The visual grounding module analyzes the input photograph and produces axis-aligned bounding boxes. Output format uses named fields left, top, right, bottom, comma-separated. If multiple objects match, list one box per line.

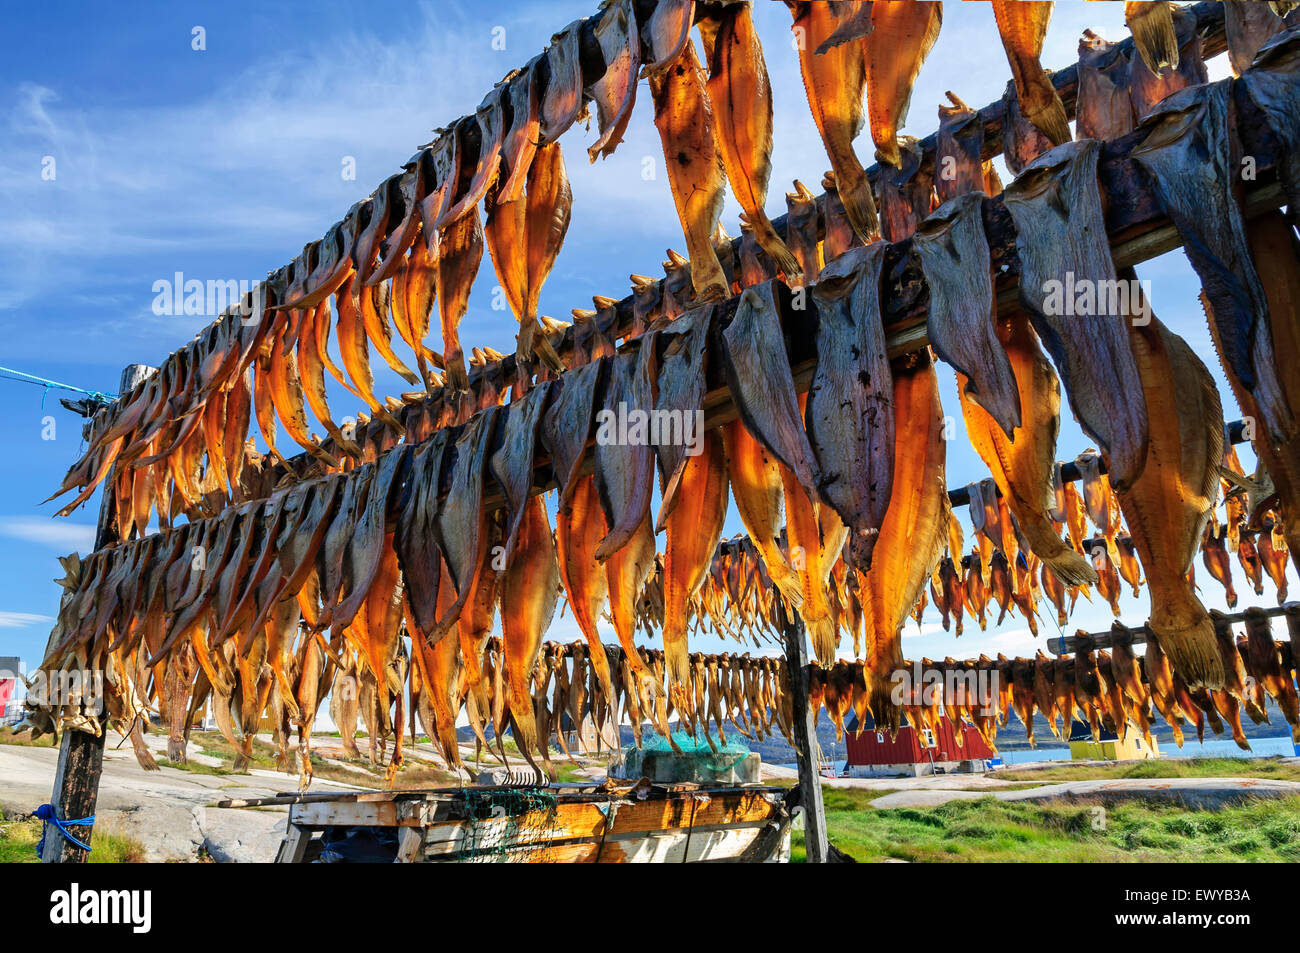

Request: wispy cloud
left=0, top=517, right=95, bottom=552
left=0, top=611, right=53, bottom=628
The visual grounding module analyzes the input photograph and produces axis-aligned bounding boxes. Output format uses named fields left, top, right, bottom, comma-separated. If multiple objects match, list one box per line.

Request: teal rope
left=0, top=366, right=118, bottom=405
left=33, top=803, right=94, bottom=856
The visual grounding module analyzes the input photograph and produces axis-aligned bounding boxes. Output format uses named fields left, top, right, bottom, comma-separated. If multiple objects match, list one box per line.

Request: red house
left=842, top=712, right=997, bottom=778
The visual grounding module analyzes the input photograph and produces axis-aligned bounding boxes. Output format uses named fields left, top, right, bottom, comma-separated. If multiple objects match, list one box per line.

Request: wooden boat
left=220, top=780, right=792, bottom=863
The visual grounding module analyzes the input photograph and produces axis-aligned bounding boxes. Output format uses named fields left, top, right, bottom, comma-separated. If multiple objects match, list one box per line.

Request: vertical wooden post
left=42, top=364, right=153, bottom=863
left=782, top=612, right=828, bottom=864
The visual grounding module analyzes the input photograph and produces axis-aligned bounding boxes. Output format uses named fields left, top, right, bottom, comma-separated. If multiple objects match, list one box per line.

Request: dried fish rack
left=217, top=783, right=791, bottom=864
left=39, top=0, right=1292, bottom=868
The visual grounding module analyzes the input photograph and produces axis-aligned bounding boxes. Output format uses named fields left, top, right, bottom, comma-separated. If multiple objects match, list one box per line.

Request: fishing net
left=454, top=788, right=559, bottom=863
left=642, top=731, right=751, bottom=772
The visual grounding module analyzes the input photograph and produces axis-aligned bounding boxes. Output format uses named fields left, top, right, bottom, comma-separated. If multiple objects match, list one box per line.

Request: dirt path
left=0, top=737, right=364, bottom=862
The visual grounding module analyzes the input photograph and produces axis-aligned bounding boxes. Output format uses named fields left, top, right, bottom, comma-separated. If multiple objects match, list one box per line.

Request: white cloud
left=0, top=611, right=53, bottom=628
left=0, top=517, right=95, bottom=553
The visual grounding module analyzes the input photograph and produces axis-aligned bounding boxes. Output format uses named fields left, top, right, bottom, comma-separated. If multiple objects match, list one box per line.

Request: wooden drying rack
left=46, top=1, right=1275, bottom=865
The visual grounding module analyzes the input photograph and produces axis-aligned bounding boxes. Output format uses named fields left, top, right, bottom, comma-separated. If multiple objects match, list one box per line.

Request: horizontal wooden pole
left=1048, top=603, right=1300, bottom=655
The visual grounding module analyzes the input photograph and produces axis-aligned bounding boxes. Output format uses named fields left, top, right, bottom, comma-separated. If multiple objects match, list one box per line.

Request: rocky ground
left=0, top=730, right=603, bottom=862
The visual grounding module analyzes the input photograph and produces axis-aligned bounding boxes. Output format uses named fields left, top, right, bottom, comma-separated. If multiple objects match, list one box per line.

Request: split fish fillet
left=653, top=306, right=713, bottom=529
left=642, top=0, right=694, bottom=73
left=496, top=58, right=543, bottom=205
left=1241, top=31, right=1300, bottom=224
left=857, top=352, right=948, bottom=737
left=1002, top=139, right=1150, bottom=492
left=877, top=137, right=932, bottom=244
left=587, top=0, right=640, bottom=162
left=958, top=307, right=1097, bottom=588
left=649, top=38, right=729, bottom=302
left=1128, top=5, right=1207, bottom=120
left=434, top=407, right=502, bottom=636
left=784, top=180, right=822, bottom=280
left=1132, top=81, right=1295, bottom=447
left=722, top=419, right=805, bottom=611
left=819, top=171, right=862, bottom=262
left=593, top=335, right=658, bottom=562
left=1202, top=525, right=1238, bottom=608
left=913, top=190, right=1021, bottom=438
left=699, top=2, right=802, bottom=284
left=325, top=446, right=410, bottom=633
left=498, top=495, right=559, bottom=760
left=1041, top=557, right=1069, bottom=625
left=1075, top=30, right=1136, bottom=143
left=864, top=1, right=943, bottom=168
left=393, top=433, right=449, bottom=638
left=1118, top=309, right=1225, bottom=689
left=297, top=305, right=361, bottom=459
left=605, top=509, right=661, bottom=702
left=805, top=243, right=894, bottom=570
left=488, top=381, right=554, bottom=562
left=484, top=140, right=571, bottom=375
left=1000, top=78, right=1057, bottom=176
left=435, top=206, right=485, bottom=392
left=720, top=281, right=819, bottom=501
left=781, top=438, right=847, bottom=666
left=541, top=19, right=586, bottom=143
left=409, top=560, right=462, bottom=765
left=990, top=0, right=1070, bottom=147
left=788, top=1, right=880, bottom=242
left=265, top=315, right=338, bottom=468
left=1238, top=531, right=1265, bottom=596
left=438, top=85, right=507, bottom=229
left=1224, top=0, right=1284, bottom=77
left=335, top=272, right=402, bottom=432
left=1125, top=1, right=1179, bottom=73
left=540, top=355, right=611, bottom=505
left=556, top=475, right=615, bottom=704
left=935, top=92, right=1000, bottom=203
left=661, top=431, right=728, bottom=709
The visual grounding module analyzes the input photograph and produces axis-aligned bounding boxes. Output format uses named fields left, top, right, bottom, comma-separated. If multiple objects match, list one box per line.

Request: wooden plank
left=394, top=827, right=424, bottom=863
left=783, top=613, right=828, bottom=864
left=274, top=824, right=312, bottom=864
left=291, top=798, right=406, bottom=828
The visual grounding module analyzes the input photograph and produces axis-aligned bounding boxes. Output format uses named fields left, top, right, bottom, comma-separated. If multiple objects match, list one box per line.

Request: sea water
left=999, top=736, right=1297, bottom=764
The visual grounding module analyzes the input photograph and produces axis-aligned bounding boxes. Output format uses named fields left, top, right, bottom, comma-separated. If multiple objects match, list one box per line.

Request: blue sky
left=0, top=1, right=1280, bottom=676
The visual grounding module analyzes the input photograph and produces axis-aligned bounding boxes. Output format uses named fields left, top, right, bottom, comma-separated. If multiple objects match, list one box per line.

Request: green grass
left=995, top=756, right=1300, bottom=784
left=0, top=726, right=56, bottom=748
left=791, top=790, right=1300, bottom=862
left=0, top=810, right=146, bottom=863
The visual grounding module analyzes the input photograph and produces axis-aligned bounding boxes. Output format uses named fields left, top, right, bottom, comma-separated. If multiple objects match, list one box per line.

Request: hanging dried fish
left=1002, top=139, right=1150, bottom=492
left=698, top=1, right=802, bottom=283
left=788, top=1, right=880, bottom=242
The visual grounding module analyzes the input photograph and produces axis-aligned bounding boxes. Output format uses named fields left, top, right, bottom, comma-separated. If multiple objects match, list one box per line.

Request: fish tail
left=1040, top=549, right=1099, bottom=588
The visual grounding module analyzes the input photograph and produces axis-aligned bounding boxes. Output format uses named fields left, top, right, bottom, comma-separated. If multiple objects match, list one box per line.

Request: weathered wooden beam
left=947, top=419, right=1254, bottom=508
left=1048, top=603, right=1300, bottom=655
left=782, top=610, right=828, bottom=864
left=43, top=364, right=153, bottom=863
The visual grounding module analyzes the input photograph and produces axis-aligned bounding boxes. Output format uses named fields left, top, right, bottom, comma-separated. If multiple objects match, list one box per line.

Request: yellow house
left=1067, top=720, right=1160, bottom=761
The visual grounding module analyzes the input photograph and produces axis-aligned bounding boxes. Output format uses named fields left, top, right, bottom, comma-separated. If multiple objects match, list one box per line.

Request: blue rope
left=33, top=803, right=94, bottom=856
left=0, top=366, right=118, bottom=405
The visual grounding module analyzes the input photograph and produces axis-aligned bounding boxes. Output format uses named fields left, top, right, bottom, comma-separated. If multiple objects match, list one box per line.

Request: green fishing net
left=455, top=787, right=559, bottom=862
left=641, top=730, right=751, bottom=772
